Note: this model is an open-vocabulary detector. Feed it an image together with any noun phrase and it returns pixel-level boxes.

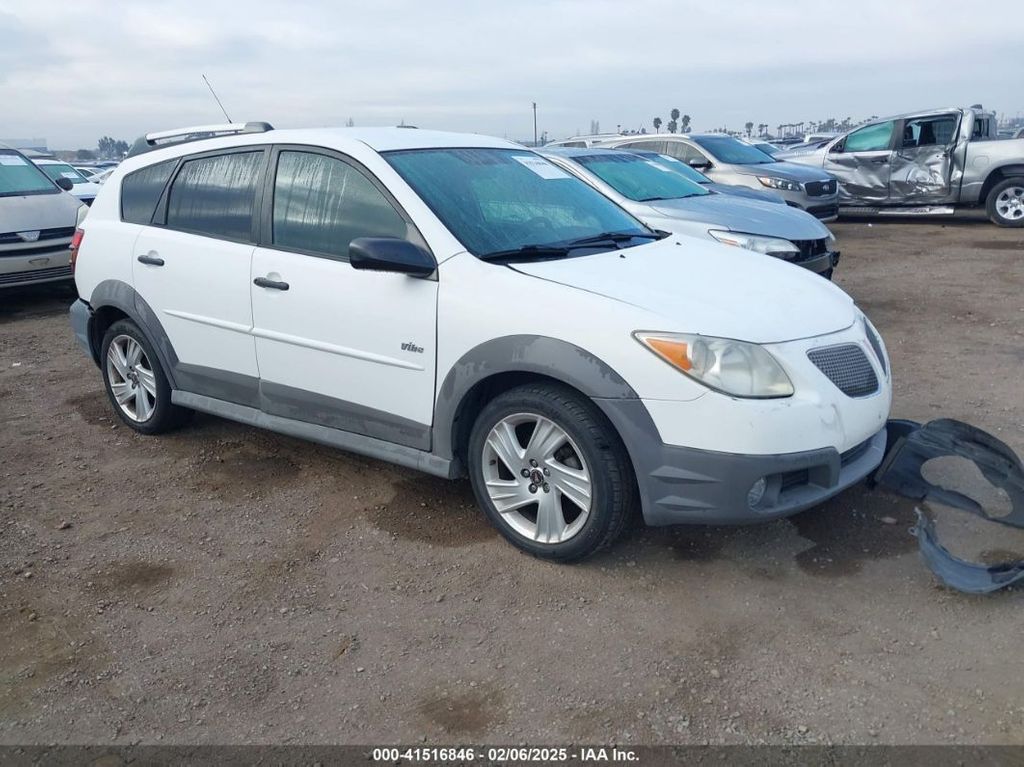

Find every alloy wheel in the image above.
[481,413,592,544]
[105,334,157,422]
[995,186,1024,222]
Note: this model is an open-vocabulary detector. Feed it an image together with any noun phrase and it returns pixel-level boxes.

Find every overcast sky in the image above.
[2,0,1022,149]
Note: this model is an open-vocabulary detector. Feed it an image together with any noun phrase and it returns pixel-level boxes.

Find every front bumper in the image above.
[0,246,73,288]
[793,249,839,276]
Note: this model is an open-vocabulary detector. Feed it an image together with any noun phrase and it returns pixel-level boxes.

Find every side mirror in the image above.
[56,177,75,191]
[828,141,844,154]
[688,158,711,170]
[349,237,435,276]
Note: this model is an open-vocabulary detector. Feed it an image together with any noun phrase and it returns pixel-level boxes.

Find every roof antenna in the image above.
[202,74,232,123]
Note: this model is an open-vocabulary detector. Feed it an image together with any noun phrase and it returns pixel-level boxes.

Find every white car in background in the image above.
[32,159,102,205]
[70,123,891,561]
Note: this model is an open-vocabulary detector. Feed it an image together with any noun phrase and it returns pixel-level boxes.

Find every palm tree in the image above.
[653,117,662,132]
[668,108,680,134]
[681,114,691,133]
[744,121,754,137]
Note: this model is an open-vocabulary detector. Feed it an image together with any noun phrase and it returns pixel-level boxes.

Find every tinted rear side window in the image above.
[166,152,263,241]
[121,160,176,224]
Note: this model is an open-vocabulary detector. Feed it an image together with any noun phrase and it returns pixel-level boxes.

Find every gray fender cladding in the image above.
[875,418,1024,593]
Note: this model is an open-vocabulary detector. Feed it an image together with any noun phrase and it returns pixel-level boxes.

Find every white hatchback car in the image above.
[70,123,892,561]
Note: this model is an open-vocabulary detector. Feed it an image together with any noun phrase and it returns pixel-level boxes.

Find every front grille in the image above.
[807,343,879,397]
[0,226,76,244]
[0,264,73,286]
[790,238,830,263]
[805,180,837,197]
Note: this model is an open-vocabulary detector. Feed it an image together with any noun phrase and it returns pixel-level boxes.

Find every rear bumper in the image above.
[70,298,95,361]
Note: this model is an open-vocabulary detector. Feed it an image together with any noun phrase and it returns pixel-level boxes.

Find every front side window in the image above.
[166,151,263,241]
[384,148,650,259]
[0,150,58,197]
[842,121,895,153]
[571,153,709,201]
[689,136,776,165]
[902,115,958,148]
[121,160,176,225]
[272,151,408,259]
[39,163,90,185]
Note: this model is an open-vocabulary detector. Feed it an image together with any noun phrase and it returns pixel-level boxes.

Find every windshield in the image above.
[38,163,90,185]
[571,152,709,202]
[0,150,60,197]
[691,136,776,165]
[384,148,652,259]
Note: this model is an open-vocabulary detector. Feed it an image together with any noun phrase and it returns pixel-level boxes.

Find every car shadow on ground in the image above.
[0,283,77,324]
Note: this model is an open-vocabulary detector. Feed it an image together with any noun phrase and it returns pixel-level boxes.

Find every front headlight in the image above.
[757,176,802,192]
[708,230,800,259]
[634,331,794,398]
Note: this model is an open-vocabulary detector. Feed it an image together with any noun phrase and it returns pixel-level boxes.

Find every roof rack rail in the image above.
[126,121,274,158]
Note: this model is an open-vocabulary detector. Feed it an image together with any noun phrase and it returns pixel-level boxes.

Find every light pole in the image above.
[532,102,538,146]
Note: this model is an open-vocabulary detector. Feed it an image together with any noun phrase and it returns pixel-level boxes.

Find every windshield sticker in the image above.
[61,172,79,179]
[512,155,570,180]
[645,160,674,173]
[0,156,29,166]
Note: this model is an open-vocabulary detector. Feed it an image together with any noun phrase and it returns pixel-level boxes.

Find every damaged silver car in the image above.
[782,105,1024,227]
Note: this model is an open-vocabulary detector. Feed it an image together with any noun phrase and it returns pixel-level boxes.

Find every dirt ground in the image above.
[1,213,1023,746]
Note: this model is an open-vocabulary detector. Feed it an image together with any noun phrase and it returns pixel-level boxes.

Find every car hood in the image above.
[0,192,82,234]
[509,236,855,344]
[70,182,102,198]
[645,194,831,241]
[705,183,786,205]
[732,160,833,183]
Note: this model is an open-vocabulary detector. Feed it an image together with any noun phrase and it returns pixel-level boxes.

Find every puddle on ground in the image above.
[416,682,505,735]
[90,561,175,594]
[366,475,496,547]
[788,485,919,577]
[65,390,116,427]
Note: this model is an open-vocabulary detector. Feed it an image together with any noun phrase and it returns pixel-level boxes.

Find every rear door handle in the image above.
[253,276,289,291]
[137,254,164,266]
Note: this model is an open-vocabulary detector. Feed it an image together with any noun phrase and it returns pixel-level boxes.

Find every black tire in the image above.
[100,319,191,434]
[985,178,1024,227]
[467,383,637,562]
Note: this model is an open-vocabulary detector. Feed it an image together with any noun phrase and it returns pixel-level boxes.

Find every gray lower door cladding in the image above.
[259,380,432,452]
[174,363,261,409]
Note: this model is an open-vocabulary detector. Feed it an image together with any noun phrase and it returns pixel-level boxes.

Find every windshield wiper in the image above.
[565,230,663,245]
[478,244,572,262]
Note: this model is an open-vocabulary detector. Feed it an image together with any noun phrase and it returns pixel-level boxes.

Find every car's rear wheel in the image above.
[467,383,636,561]
[100,319,190,434]
[986,178,1024,227]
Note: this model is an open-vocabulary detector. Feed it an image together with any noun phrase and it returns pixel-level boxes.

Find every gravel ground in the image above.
[1,213,1023,746]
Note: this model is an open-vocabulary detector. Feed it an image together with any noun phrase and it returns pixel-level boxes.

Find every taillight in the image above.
[70,228,84,272]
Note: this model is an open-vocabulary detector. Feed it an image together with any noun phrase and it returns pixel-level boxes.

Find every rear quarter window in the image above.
[120,160,176,224]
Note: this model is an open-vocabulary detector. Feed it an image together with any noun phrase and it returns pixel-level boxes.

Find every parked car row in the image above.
[67,122,891,561]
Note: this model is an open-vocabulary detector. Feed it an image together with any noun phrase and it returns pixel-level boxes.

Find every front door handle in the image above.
[253,276,289,291]
[137,254,164,266]
[870,157,889,164]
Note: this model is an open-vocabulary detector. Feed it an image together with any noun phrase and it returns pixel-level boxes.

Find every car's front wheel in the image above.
[100,319,191,434]
[467,383,636,561]
[986,178,1024,227]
